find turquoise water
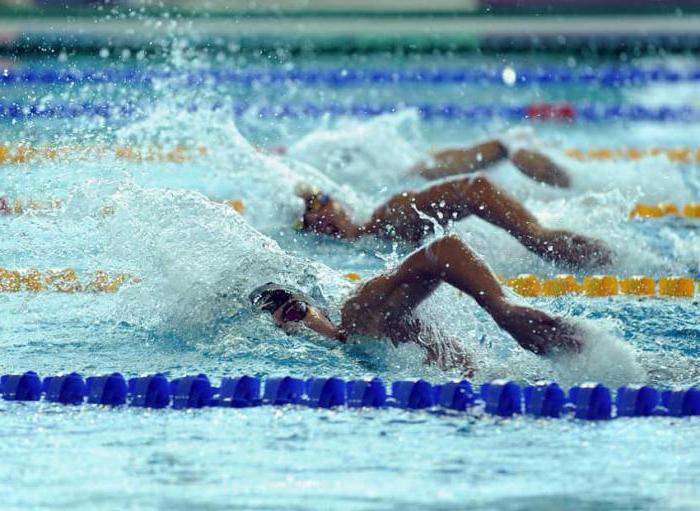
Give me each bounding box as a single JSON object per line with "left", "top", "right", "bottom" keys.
{"left": 1, "top": 49, "right": 700, "bottom": 510}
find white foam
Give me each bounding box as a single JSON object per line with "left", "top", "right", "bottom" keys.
{"left": 549, "top": 317, "right": 646, "bottom": 387}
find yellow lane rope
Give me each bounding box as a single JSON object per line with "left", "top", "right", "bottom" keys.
{"left": 629, "top": 202, "right": 700, "bottom": 219}
{"left": 0, "top": 144, "right": 207, "bottom": 164}
{"left": 3, "top": 269, "right": 694, "bottom": 298}
{"left": 503, "top": 274, "right": 696, "bottom": 298}
{"left": 565, "top": 147, "right": 700, "bottom": 163}
{"left": 344, "top": 273, "right": 697, "bottom": 298}
{"left": 0, "top": 269, "right": 140, "bottom": 293}
{"left": 0, "top": 144, "right": 699, "bottom": 166}
{"left": 0, "top": 198, "right": 245, "bottom": 216}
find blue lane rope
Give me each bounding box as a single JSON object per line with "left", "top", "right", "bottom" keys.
{"left": 1, "top": 372, "right": 698, "bottom": 420}
{"left": 3, "top": 67, "right": 700, "bottom": 86}
{"left": 3, "top": 66, "right": 700, "bottom": 87}
{"left": 0, "top": 101, "right": 699, "bottom": 122}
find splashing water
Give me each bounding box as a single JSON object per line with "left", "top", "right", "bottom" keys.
{"left": 4, "top": 92, "right": 699, "bottom": 387}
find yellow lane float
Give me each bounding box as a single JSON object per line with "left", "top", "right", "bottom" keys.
{"left": 630, "top": 202, "right": 700, "bottom": 219}
{"left": 620, "top": 276, "right": 656, "bottom": 296}
{"left": 0, "top": 269, "right": 136, "bottom": 293}
{"left": 224, "top": 199, "right": 246, "bottom": 215}
{"left": 504, "top": 275, "right": 695, "bottom": 299}
{"left": 3, "top": 144, "right": 700, "bottom": 166}
{"left": 542, "top": 274, "right": 580, "bottom": 296}
{"left": 565, "top": 147, "right": 700, "bottom": 163}
{"left": 682, "top": 203, "right": 700, "bottom": 219}
{"left": 505, "top": 274, "right": 542, "bottom": 297}
{"left": 1, "top": 197, "right": 245, "bottom": 216}
{"left": 0, "top": 198, "right": 63, "bottom": 215}
{"left": 658, "top": 277, "right": 695, "bottom": 298}
{"left": 582, "top": 275, "right": 619, "bottom": 297}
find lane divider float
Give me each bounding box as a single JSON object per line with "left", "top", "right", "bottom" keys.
{"left": 3, "top": 66, "right": 700, "bottom": 88}
{"left": 1, "top": 372, "right": 697, "bottom": 420}
{"left": 3, "top": 143, "right": 700, "bottom": 168}
{"left": 504, "top": 274, "right": 696, "bottom": 298}
{"left": 0, "top": 197, "right": 64, "bottom": 215}
{"left": 0, "top": 269, "right": 139, "bottom": 293}
{"left": 0, "top": 144, "right": 207, "bottom": 165}
{"left": 0, "top": 101, "right": 698, "bottom": 122}
{"left": 0, "top": 197, "right": 245, "bottom": 216}
{"left": 4, "top": 270, "right": 692, "bottom": 298}
{"left": 565, "top": 147, "right": 700, "bottom": 163}
{"left": 629, "top": 202, "right": 700, "bottom": 219}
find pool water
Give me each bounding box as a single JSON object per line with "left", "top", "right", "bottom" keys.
{"left": 1, "top": 47, "right": 700, "bottom": 510}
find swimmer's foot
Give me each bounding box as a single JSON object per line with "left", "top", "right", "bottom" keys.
{"left": 532, "top": 229, "right": 612, "bottom": 269}
{"left": 494, "top": 304, "right": 583, "bottom": 355}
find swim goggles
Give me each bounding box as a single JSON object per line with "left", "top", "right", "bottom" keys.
{"left": 280, "top": 300, "right": 308, "bottom": 322}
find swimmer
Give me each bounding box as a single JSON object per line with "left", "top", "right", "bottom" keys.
{"left": 250, "top": 235, "right": 582, "bottom": 374}
{"left": 287, "top": 125, "right": 571, "bottom": 188}
{"left": 297, "top": 175, "right": 611, "bottom": 269}
{"left": 412, "top": 139, "right": 571, "bottom": 188}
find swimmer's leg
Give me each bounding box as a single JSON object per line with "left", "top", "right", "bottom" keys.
{"left": 412, "top": 140, "right": 508, "bottom": 180}
{"left": 510, "top": 149, "right": 571, "bottom": 188}
{"left": 459, "top": 176, "right": 611, "bottom": 268}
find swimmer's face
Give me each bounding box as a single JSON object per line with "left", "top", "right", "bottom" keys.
{"left": 302, "top": 194, "right": 352, "bottom": 238}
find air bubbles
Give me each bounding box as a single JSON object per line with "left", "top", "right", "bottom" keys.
{"left": 501, "top": 66, "right": 517, "bottom": 86}
{"left": 99, "top": 48, "right": 110, "bottom": 59}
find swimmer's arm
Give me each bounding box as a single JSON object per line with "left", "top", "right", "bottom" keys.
{"left": 509, "top": 149, "right": 571, "bottom": 188}
{"left": 411, "top": 140, "right": 508, "bottom": 180}
{"left": 302, "top": 306, "right": 348, "bottom": 342}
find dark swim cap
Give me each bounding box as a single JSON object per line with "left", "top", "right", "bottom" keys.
{"left": 249, "top": 282, "right": 314, "bottom": 314}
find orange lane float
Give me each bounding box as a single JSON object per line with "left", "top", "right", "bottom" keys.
{"left": 542, "top": 274, "right": 580, "bottom": 296}
{"left": 565, "top": 147, "right": 700, "bottom": 163}
{"left": 630, "top": 202, "right": 700, "bottom": 219}
{"left": 504, "top": 274, "right": 695, "bottom": 299}
{"left": 658, "top": 277, "right": 695, "bottom": 298}
{"left": 1, "top": 197, "right": 245, "bottom": 216}
{"left": 3, "top": 144, "right": 700, "bottom": 166}
{"left": 619, "top": 276, "right": 656, "bottom": 296}
{"left": 505, "top": 274, "right": 542, "bottom": 297}
{"left": 582, "top": 275, "right": 620, "bottom": 297}
{"left": 0, "top": 269, "right": 137, "bottom": 293}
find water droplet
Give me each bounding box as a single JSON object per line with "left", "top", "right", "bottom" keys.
{"left": 502, "top": 66, "right": 517, "bottom": 86}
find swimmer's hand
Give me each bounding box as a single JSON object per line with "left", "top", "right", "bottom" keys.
{"left": 294, "top": 182, "right": 320, "bottom": 200}
{"left": 494, "top": 304, "right": 582, "bottom": 355}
